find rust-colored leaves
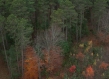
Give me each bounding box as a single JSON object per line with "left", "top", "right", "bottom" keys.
{"left": 22, "top": 46, "right": 39, "bottom": 79}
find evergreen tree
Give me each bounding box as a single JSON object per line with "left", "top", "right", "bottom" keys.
{"left": 6, "top": 14, "right": 33, "bottom": 75}
{"left": 0, "top": 15, "right": 11, "bottom": 78}
{"left": 91, "top": 0, "right": 107, "bottom": 30}
{"left": 9, "top": 0, "right": 35, "bottom": 18}
{"left": 51, "top": 0, "right": 77, "bottom": 40}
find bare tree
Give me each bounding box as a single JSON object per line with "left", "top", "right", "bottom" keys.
{"left": 98, "top": 10, "right": 109, "bottom": 42}
{"left": 35, "top": 24, "right": 64, "bottom": 65}
{"left": 36, "top": 24, "right": 64, "bottom": 50}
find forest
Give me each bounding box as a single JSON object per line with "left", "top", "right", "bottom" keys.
{"left": 0, "top": 0, "right": 109, "bottom": 79}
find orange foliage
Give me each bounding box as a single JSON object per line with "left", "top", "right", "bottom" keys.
{"left": 85, "top": 66, "right": 94, "bottom": 78}
{"left": 99, "top": 62, "right": 109, "bottom": 70}
{"left": 22, "top": 46, "right": 39, "bottom": 79}
{"left": 21, "top": 46, "right": 63, "bottom": 79}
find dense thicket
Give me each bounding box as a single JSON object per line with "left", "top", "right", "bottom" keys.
{"left": 0, "top": 0, "right": 109, "bottom": 79}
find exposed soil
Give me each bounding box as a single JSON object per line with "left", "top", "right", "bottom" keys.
{"left": 0, "top": 55, "right": 10, "bottom": 79}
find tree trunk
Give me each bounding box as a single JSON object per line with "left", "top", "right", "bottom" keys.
{"left": 79, "top": 10, "right": 83, "bottom": 40}
{"left": 9, "top": 58, "right": 13, "bottom": 79}
{"left": 38, "top": 58, "right": 41, "bottom": 79}
{"left": 65, "top": 26, "right": 68, "bottom": 41}
{"left": 1, "top": 30, "right": 12, "bottom": 79}
{"left": 21, "top": 48, "right": 24, "bottom": 75}
{"left": 76, "top": 23, "right": 78, "bottom": 42}
{"left": 15, "top": 45, "right": 20, "bottom": 73}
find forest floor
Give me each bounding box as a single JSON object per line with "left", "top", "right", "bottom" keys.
{"left": 0, "top": 55, "right": 10, "bottom": 79}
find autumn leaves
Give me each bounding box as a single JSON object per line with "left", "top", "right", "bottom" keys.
{"left": 69, "top": 40, "right": 109, "bottom": 79}
{"left": 68, "top": 40, "right": 109, "bottom": 78}
{"left": 22, "top": 47, "right": 39, "bottom": 79}
{"left": 21, "top": 46, "right": 63, "bottom": 79}
{"left": 21, "top": 41, "right": 109, "bottom": 79}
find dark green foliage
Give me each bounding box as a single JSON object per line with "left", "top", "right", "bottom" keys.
{"left": 6, "top": 45, "right": 20, "bottom": 79}
{"left": 6, "top": 14, "right": 33, "bottom": 49}
{"left": 59, "top": 41, "right": 71, "bottom": 56}
{"left": 70, "top": 19, "right": 89, "bottom": 39}
{"left": 82, "top": 19, "right": 89, "bottom": 36}
{"left": 9, "top": 0, "right": 35, "bottom": 18}
{"left": 59, "top": 40, "right": 73, "bottom": 67}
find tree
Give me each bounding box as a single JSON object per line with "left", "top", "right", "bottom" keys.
{"left": 35, "top": 0, "right": 59, "bottom": 29}
{"left": 35, "top": 24, "right": 64, "bottom": 73}
{"left": 97, "top": 10, "right": 109, "bottom": 43}
{"left": 72, "top": 0, "right": 92, "bottom": 40}
{"left": 5, "top": 0, "right": 34, "bottom": 76}
{"left": 51, "top": 0, "right": 77, "bottom": 41}
{"left": 22, "top": 46, "right": 39, "bottom": 79}
{"left": 0, "top": 15, "right": 12, "bottom": 78}
{"left": 9, "top": 0, "right": 35, "bottom": 18}
{"left": 6, "top": 14, "right": 33, "bottom": 75}
{"left": 90, "top": 0, "right": 107, "bottom": 30}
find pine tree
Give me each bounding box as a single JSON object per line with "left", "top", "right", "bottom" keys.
{"left": 9, "top": 0, "right": 35, "bottom": 18}
{"left": 0, "top": 15, "right": 11, "bottom": 78}
{"left": 51, "top": 0, "right": 77, "bottom": 40}
{"left": 6, "top": 0, "right": 34, "bottom": 76}
{"left": 91, "top": 0, "right": 107, "bottom": 30}
{"left": 6, "top": 14, "right": 33, "bottom": 75}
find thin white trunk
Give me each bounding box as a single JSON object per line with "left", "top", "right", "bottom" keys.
{"left": 9, "top": 58, "right": 13, "bottom": 79}
{"left": 15, "top": 45, "right": 20, "bottom": 73}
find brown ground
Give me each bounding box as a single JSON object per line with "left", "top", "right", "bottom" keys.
{"left": 0, "top": 55, "right": 10, "bottom": 79}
